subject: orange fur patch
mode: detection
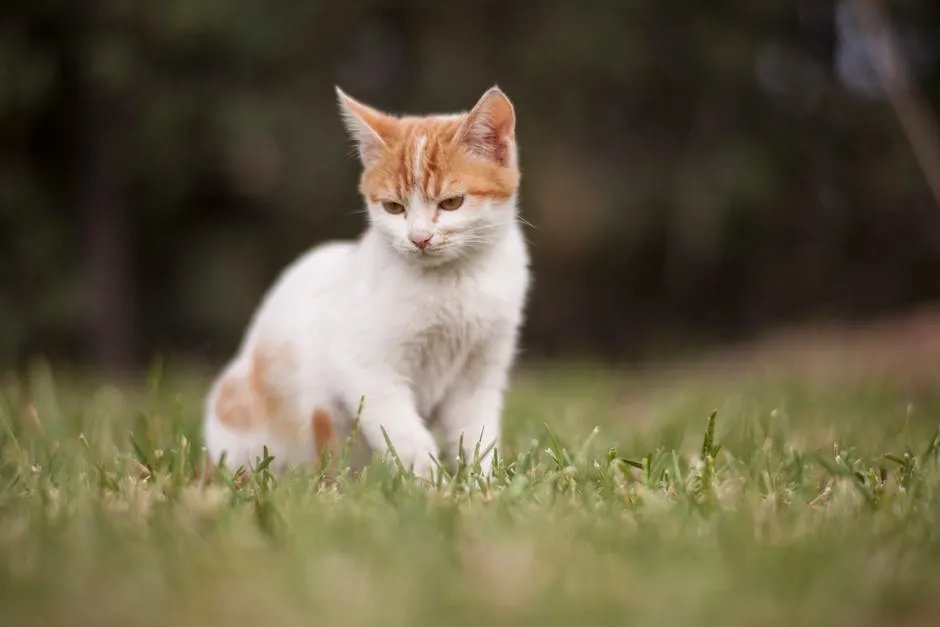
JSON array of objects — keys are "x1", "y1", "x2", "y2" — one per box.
[
  {"x1": 361, "y1": 118, "x2": 519, "y2": 202},
  {"x1": 312, "y1": 408, "x2": 335, "y2": 460},
  {"x1": 250, "y1": 345, "x2": 280, "y2": 417},
  {"x1": 214, "y1": 344, "x2": 281, "y2": 432},
  {"x1": 213, "y1": 375, "x2": 257, "y2": 431},
  {"x1": 343, "y1": 88, "x2": 521, "y2": 204}
]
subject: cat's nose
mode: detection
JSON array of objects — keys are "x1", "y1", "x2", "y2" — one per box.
[{"x1": 409, "y1": 233, "x2": 433, "y2": 250}]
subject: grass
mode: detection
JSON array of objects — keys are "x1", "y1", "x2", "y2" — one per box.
[{"x1": 3, "y1": 316, "x2": 940, "y2": 627}]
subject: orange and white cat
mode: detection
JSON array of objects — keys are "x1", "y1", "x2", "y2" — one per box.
[{"x1": 202, "y1": 86, "x2": 530, "y2": 479}]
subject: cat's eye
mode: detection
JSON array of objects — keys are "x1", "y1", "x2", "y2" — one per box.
[
  {"x1": 438, "y1": 196, "x2": 465, "y2": 211},
  {"x1": 382, "y1": 201, "x2": 405, "y2": 215}
]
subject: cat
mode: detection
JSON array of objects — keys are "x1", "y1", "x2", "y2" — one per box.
[{"x1": 202, "y1": 85, "x2": 530, "y2": 480}]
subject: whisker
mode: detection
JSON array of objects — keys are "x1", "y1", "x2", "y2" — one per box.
[
  {"x1": 515, "y1": 215, "x2": 539, "y2": 231},
  {"x1": 457, "y1": 224, "x2": 501, "y2": 235},
  {"x1": 449, "y1": 239, "x2": 493, "y2": 248}
]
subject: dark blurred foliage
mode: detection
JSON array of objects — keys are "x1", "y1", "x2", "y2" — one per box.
[{"x1": 2, "y1": 0, "x2": 940, "y2": 371}]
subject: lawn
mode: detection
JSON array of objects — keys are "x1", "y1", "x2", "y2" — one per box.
[{"x1": 2, "y1": 313, "x2": 940, "y2": 627}]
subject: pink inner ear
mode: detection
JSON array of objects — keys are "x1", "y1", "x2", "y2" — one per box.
[
  {"x1": 336, "y1": 88, "x2": 399, "y2": 167},
  {"x1": 460, "y1": 91, "x2": 515, "y2": 166}
]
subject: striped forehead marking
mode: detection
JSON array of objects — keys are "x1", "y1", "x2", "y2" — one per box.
[{"x1": 412, "y1": 135, "x2": 426, "y2": 188}]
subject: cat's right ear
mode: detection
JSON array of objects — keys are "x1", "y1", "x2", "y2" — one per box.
[{"x1": 335, "y1": 87, "x2": 395, "y2": 168}]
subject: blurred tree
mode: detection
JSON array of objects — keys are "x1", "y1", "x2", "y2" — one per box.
[
  {"x1": 69, "y1": 0, "x2": 133, "y2": 370},
  {"x1": 1, "y1": 0, "x2": 939, "y2": 370}
]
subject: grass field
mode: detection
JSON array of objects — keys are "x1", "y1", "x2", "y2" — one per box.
[{"x1": 3, "y1": 312, "x2": 940, "y2": 627}]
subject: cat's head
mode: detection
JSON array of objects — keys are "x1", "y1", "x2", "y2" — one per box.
[{"x1": 336, "y1": 86, "x2": 520, "y2": 265}]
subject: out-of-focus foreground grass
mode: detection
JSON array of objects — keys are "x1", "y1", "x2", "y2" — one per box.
[{"x1": 3, "y1": 311, "x2": 940, "y2": 627}]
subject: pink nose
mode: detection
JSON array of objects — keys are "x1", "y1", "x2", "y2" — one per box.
[{"x1": 409, "y1": 233, "x2": 433, "y2": 249}]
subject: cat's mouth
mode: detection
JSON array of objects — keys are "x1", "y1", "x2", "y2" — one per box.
[
  {"x1": 414, "y1": 246, "x2": 443, "y2": 257},
  {"x1": 405, "y1": 239, "x2": 448, "y2": 256},
  {"x1": 404, "y1": 243, "x2": 453, "y2": 263}
]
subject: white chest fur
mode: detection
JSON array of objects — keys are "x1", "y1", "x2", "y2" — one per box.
[{"x1": 350, "y1": 225, "x2": 529, "y2": 419}]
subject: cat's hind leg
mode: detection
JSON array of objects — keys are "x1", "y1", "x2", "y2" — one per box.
[
  {"x1": 204, "y1": 345, "x2": 313, "y2": 470},
  {"x1": 204, "y1": 344, "x2": 340, "y2": 474},
  {"x1": 202, "y1": 357, "x2": 277, "y2": 471}
]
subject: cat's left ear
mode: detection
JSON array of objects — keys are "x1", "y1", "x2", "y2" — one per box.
[
  {"x1": 335, "y1": 87, "x2": 397, "y2": 168},
  {"x1": 457, "y1": 86, "x2": 516, "y2": 167}
]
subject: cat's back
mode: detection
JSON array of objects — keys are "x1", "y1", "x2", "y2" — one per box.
[
  {"x1": 277, "y1": 240, "x2": 357, "y2": 294},
  {"x1": 243, "y1": 239, "x2": 358, "y2": 346}
]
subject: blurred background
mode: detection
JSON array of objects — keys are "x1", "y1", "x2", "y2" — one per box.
[{"x1": 3, "y1": 0, "x2": 940, "y2": 374}]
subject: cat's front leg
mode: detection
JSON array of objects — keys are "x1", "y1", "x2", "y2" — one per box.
[
  {"x1": 348, "y1": 382, "x2": 439, "y2": 480},
  {"x1": 437, "y1": 336, "x2": 516, "y2": 476}
]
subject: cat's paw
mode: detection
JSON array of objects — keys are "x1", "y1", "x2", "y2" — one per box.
[
  {"x1": 383, "y1": 427, "x2": 438, "y2": 482},
  {"x1": 409, "y1": 453, "x2": 438, "y2": 483}
]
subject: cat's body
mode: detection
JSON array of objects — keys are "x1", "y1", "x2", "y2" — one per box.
[{"x1": 203, "y1": 87, "x2": 529, "y2": 478}]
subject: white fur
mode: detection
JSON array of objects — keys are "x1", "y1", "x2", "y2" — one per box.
[
  {"x1": 203, "y1": 178, "x2": 529, "y2": 479},
  {"x1": 413, "y1": 135, "x2": 426, "y2": 186}
]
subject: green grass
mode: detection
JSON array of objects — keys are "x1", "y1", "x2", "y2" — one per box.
[{"x1": 2, "y1": 342, "x2": 940, "y2": 627}]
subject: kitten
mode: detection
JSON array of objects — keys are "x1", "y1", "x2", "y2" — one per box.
[{"x1": 202, "y1": 86, "x2": 530, "y2": 479}]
